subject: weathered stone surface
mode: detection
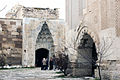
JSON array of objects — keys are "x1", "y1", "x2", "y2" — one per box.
[
  {"x1": 11, "y1": 32, "x2": 19, "y2": 35},
  {"x1": 7, "y1": 57, "x2": 22, "y2": 65},
  {"x1": 10, "y1": 21, "x2": 16, "y2": 25},
  {"x1": 0, "y1": 21, "x2": 5, "y2": 24},
  {"x1": 0, "y1": 18, "x2": 22, "y2": 65},
  {"x1": 6, "y1": 4, "x2": 59, "y2": 19},
  {"x1": 15, "y1": 41, "x2": 22, "y2": 48}
]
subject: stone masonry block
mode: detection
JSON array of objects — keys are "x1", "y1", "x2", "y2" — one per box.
[
  {"x1": 0, "y1": 21, "x2": 5, "y2": 24},
  {"x1": 11, "y1": 32, "x2": 19, "y2": 35},
  {"x1": 10, "y1": 21, "x2": 16, "y2": 25}
]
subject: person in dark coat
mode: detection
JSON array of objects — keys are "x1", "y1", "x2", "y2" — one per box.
[
  {"x1": 49, "y1": 57, "x2": 53, "y2": 70},
  {"x1": 45, "y1": 58, "x2": 48, "y2": 70},
  {"x1": 53, "y1": 56, "x2": 56, "y2": 70}
]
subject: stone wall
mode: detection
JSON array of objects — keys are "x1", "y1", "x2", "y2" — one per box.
[
  {"x1": 65, "y1": 0, "x2": 83, "y2": 29},
  {"x1": 0, "y1": 18, "x2": 22, "y2": 65}
]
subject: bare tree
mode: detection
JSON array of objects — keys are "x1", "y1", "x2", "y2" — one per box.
[
  {"x1": 55, "y1": 50, "x2": 69, "y2": 76},
  {"x1": 62, "y1": 30, "x2": 114, "y2": 80},
  {"x1": 96, "y1": 37, "x2": 114, "y2": 80},
  {"x1": 0, "y1": 5, "x2": 7, "y2": 12},
  {"x1": 77, "y1": 36, "x2": 114, "y2": 80}
]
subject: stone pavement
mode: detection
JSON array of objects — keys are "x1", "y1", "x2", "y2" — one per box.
[{"x1": 0, "y1": 68, "x2": 85, "y2": 80}]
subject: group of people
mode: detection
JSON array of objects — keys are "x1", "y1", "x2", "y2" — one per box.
[{"x1": 41, "y1": 57, "x2": 56, "y2": 70}]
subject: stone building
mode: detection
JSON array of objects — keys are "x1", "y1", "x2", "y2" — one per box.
[
  {"x1": 65, "y1": 0, "x2": 120, "y2": 79},
  {"x1": 0, "y1": 5, "x2": 65, "y2": 67},
  {"x1": 0, "y1": 1, "x2": 120, "y2": 79}
]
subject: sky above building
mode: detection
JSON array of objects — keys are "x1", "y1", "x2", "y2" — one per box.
[{"x1": 0, "y1": 0, "x2": 65, "y2": 20}]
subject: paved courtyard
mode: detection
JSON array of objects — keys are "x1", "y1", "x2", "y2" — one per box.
[{"x1": 0, "y1": 68, "x2": 85, "y2": 80}]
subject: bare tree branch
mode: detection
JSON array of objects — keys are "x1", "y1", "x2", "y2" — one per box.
[{"x1": 0, "y1": 5, "x2": 7, "y2": 12}]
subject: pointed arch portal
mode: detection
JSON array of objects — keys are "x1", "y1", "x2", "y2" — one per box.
[{"x1": 35, "y1": 22, "x2": 54, "y2": 67}]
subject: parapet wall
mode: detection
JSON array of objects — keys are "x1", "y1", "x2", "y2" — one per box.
[
  {"x1": 22, "y1": 7, "x2": 59, "y2": 19},
  {"x1": 6, "y1": 5, "x2": 59, "y2": 19}
]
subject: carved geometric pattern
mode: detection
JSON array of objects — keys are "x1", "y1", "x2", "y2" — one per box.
[{"x1": 36, "y1": 22, "x2": 53, "y2": 43}]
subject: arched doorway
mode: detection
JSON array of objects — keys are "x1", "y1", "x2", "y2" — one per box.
[
  {"x1": 77, "y1": 33, "x2": 98, "y2": 77},
  {"x1": 35, "y1": 48, "x2": 49, "y2": 67},
  {"x1": 35, "y1": 22, "x2": 54, "y2": 65}
]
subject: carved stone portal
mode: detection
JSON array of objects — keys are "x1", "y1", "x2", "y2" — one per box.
[{"x1": 35, "y1": 22, "x2": 54, "y2": 67}]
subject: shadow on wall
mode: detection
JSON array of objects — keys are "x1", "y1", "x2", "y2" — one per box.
[{"x1": 67, "y1": 33, "x2": 98, "y2": 77}]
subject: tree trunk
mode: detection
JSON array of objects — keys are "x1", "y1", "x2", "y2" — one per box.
[
  {"x1": 98, "y1": 56, "x2": 102, "y2": 80},
  {"x1": 98, "y1": 65, "x2": 102, "y2": 80}
]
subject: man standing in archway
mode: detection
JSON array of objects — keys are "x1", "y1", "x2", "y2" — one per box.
[{"x1": 42, "y1": 58, "x2": 47, "y2": 70}]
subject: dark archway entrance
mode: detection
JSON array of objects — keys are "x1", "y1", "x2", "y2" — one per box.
[
  {"x1": 35, "y1": 48, "x2": 49, "y2": 67},
  {"x1": 77, "y1": 33, "x2": 98, "y2": 77}
]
